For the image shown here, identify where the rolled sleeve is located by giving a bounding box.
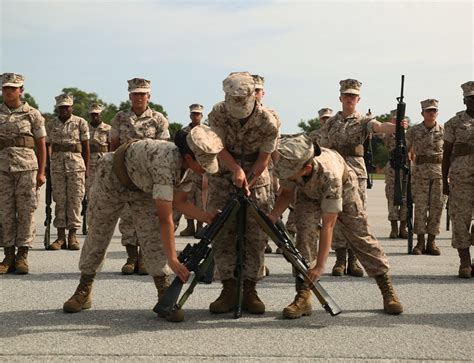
[366,118,382,134]
[259,112,279,153]
[153,184,174,201]
[79,119,90,141]
[443,120,455,143]
[321,198,343,214]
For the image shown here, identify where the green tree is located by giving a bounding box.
[61,87,108,122]
[298,117,321,133]
[169,122,183,140]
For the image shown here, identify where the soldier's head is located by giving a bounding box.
[89,103,103,126]
[461,81,474,112]
[318,108,333,125]
[55,94,74,121]
[223,72,256,119]
[252,74,265,103]
[174,125,223,176]
[1,73,24,107]
[420,99,438,122]
[389,109,397,124]
[189,103,204,127]
[128,78,151,112]
[275,134,320,183]
[339,79,361,112]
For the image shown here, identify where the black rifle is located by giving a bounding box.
[81,196,88,235]
[390,75,413,253]
[446,199,450,231]
[44,147,52,250]
[363,135,375,189]
[233,194,246,319]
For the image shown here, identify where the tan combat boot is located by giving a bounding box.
[398,220,408,239]
[49,228,66,250]
[375,273,403,315]
[122,245,138,275]
[347,249,364,277]
[242,279,265,314]
[457,248,472,278]
[154,275,184,322]
[63,273,95,313]
[332,248,346,276]
[412,234,425,255]
[68,229,80,250]
[389,221,398,239]
[15,247,29,274]
[180,219,195,237]
[136,248,148,275]
[0,246,16,274]
[264,243,272,254]
[282,280,312,319]
[425,234,441,255]
[209,278,237,314]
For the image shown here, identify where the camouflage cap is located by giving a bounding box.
[420,99,439,111]
[223,72,256,119]
[186,125,224,174]
[339,79,362,95]
[275,134,319,180]
[89,103,103,114]
[1,73,25,88]
[318,108,333,118]
[390,109,397,118]
[189,103,204,114]
[461,81,474,97]
[128,78,151,93]
[55,94,74,107]
[252,74,265,90]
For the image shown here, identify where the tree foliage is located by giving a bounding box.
[298,117,321,133]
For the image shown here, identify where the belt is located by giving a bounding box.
[52,143,82,153]
[335,144,364,157]
[452,143,474,159]
[416,154,443,165]
[90,143,108,153]
[112,140,141,191]
[0,136,35,150]
[229,151,259,163]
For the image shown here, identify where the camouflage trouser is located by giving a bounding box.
[0,170,38,247]
[85,159,100,197]
[51,170,85,230]
[332,177,367,250]
[449,180,474,249]
[174,178,203,222]
[384,165,407,221]
[208,174,271,282]
[412,176,445,235]
[119,206,138,247]
[79,154,170,277]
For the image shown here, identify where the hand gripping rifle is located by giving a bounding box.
[43,147,52,250]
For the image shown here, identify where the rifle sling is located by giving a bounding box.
[416,154,442,164]
[0,136,35,150]
[52,143,82,153]
[451,143,474,159]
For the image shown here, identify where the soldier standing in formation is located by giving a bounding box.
[442,81,474,278]
[63,125,223,322]
[207,72,279,314]
[46,94,89,251]
[109,78,170,275]
[269,134,404,318]
[380,110,408,239]
[406,99,445,255]
[0,73,46,274]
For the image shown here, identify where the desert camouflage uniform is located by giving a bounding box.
[208,102,279,281]
[86,122,111,196]
[181,124,203,213]
[444,111,474,248]
[46,115,89,230]
[0,102,45,247]
[79,140,191,277]
[109,108,170,246]
[406,122,445,235]
[280,148,390,276]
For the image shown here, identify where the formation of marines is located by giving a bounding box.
[0,71,472,323]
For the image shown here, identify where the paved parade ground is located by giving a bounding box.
[1,180,473,362]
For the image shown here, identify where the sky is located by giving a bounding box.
[1,0,473,133]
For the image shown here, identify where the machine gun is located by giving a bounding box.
[43,147,52,250]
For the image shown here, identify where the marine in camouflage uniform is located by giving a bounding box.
[406,99,445,255]
[46,94,89,251]
[0,73,47,274]
[380,110,408,239]
[269,135,403,318]
[109,78,170,275]
[63,125,223,322]
[207,72,279,315]
[442,81,474,278]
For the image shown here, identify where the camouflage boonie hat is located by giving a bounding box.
[390,109,397,118]
[189,103,204,114]
[89,103,103,114]
[252,74,265,90]
[339,79,362,95]
[223,72,256,119]
[187,125,224,174]
[1,73,25,87]
[318,108,333,118]
[420,99,438,111]
[461,81,474,97]
[55,94,74,107]
[128,78,151,93]
[275,134,319,180]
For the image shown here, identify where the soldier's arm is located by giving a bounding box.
[268,186,294,223]
[110,136,120,151]
[217,149,247,189]
[173,190,216,224]
[81,139,90,175]
[248,152,271,187]
[35,137,47,187]
[442,141,453,196]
